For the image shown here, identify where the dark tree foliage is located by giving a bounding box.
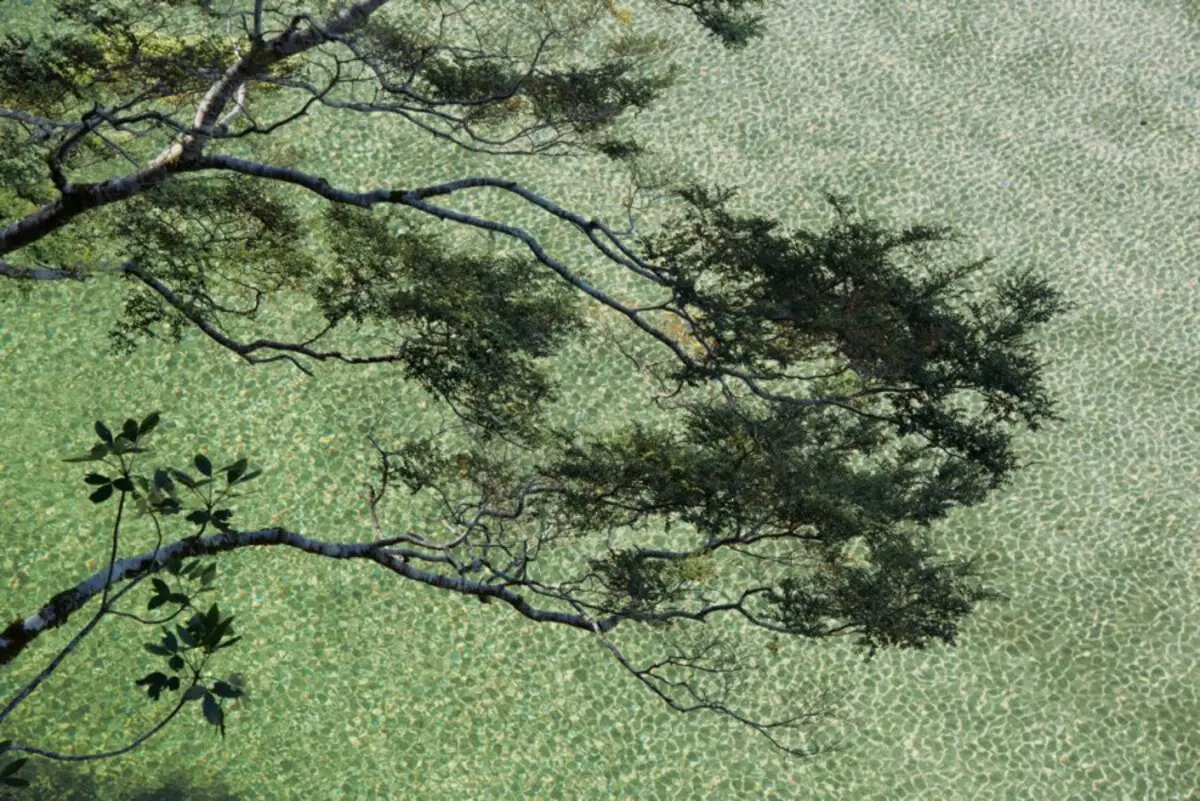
[0,0,1070,785]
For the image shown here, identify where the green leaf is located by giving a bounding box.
[153,468,174,491]
[225,457,248,485]
[205,618,234,650]
[169,468,197,488]
[135,671,169,700]
[155,497,182,515]
[139,412,161,437]
[83,473,111,486]
[95,421,113,444]
[202,692,222,727]
[0,758,26,778]
[122,418,139,443]
[235,469,262,485]
[182,684,207,701]
[89,484,114,504]
[194,454,212,477]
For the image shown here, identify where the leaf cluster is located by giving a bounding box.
[765,533,1005,657]
[519,58,681,134]
[60,412,259,742]
[64,413,261,535]
[545,396,985,542]
[536,394,1001,636]
[0,127,56,215]
[354,7,680,137]
[0,1,228,117]
[136,601,244,738]
[589,548,682,614]
[632,185,1072,484]
[648,0,769,50]
[588,547,714,616]
[313,205,585,441]
[108,177,317,354]
[0,31,113,112]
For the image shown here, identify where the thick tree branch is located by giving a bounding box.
[0,0,392,256]
[0,0,1068,777]
[0,261,87,281]
[0,526,622,668]
[0,571,149,729]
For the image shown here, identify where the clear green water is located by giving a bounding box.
[1,1,1197,798]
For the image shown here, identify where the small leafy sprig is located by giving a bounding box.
[64,412,262,535]
[0,411,263,789]
[60,412,260,741]
[136,601,244,738]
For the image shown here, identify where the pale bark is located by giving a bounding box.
[0,526,622,668]
[0,0,391,259]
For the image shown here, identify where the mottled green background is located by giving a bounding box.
[1,0,1196,798]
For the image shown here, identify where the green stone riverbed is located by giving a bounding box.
[0,0,1196,798]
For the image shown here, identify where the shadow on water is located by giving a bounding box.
[1,761,246,801]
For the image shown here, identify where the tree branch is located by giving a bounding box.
[0,526,622,668]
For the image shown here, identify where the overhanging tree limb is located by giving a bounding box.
[0,0,1070,778]
[0,526,624,670]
